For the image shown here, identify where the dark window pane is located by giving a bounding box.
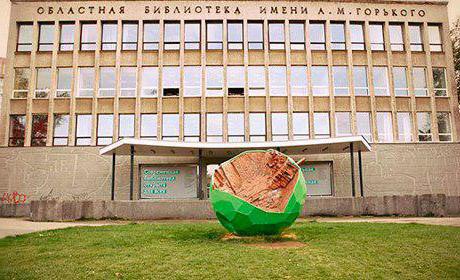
[31,114,48,146]
[9,115,26,146]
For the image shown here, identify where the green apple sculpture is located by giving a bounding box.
[210,150,307,236]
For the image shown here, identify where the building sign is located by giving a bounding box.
[140,165,197,199]
[300,162,333,196]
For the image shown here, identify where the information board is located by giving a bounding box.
[140,165,198,199]
[300,162,333,196]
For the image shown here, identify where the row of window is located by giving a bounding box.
[9,111,452,147]
[12,65,448,99]
[17,20,444,52]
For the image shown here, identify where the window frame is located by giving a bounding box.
[271,112,289,141]
[140,114,158,140]
[206,21,223,50]
[75,114,92,146]
[437,112,452,142]
[9,114,26,147]
[330,22,346,50]
[409,24,424,52]
[185,21,201,50]
[369,23,385,51]
[432,67,448,96]
[353,66,369,96]
[227,21,243,50]
[248,21,264,50]
[120,67,137,97]
[97,114,114,146]
[249,113,266,142]
[56,67,73,98]
[59,22,75,51]
[206,113,223,142]
[389,23,405,51]
[53,114,70,146]
[184,113,201,142]
[392,67,409,96]
[98,67,116,97]
[162,113,180,141]
[101,21,118,51]
[350,22,365,50]
[332,66,349,96]
[16,22,33,52]
[397,112,412,142]
[143,21,159,50]
[228,113,245,142]
[38,22,54,52]
[289,21,305,50]
[78,67,95,97]
[292,112,309,140]
[417,112,432,142]
[376,112,393,143]
[119,114,135,139]
[309,21,326,50]
[141,67,158,97]
[80,22,97,51]
[268,22,285,50]
[428,24,443,52]
[34,68,52,98]
[313,112,330,139]
[122,21,138,51]
[12,68,30,99]
[164,21,180,50]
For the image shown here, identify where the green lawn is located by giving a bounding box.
[0,221,459,279]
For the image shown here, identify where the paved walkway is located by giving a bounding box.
[0,218,117,239]
[0,217,459,239]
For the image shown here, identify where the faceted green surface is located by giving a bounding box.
[210,150,307,236]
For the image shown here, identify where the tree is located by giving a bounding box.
[451,19,460,103]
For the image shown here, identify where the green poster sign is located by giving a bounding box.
[140,165,198,199]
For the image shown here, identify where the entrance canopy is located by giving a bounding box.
[99,136,371,157]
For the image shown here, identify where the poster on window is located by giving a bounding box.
[140,165,198,199]
[300,162,333,196]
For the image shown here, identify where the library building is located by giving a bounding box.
[0,0,459,207]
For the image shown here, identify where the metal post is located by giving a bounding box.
[350,143,355,197]
[130,145,134,201]
[111,153,116,201]
[358,150,364,197]
[198,149,203,200]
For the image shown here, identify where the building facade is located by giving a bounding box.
[0,0,459,201]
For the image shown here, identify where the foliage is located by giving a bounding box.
[0,221,459,279]
[451,19,460,102]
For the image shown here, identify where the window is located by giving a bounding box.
[369,23,385,51]
[248,21,263,49]
[432,68,447,96]
[428,24,442,52]
[184,66,202,96]
[350,22,365,50]
[141,67,158,97]
[102,22,118,51]
[377,112,393,142]
[272,113,288,141]
[269,22,285,50]
[335,112,351,137]
[53,114,70,146]
[119,114,135,139]
[162,67,180,96]
[248,66,265,95]
[120,67,137,97]
[81,22,97,51]
[29,118,48,145]
[56,68,73,97]
[59,22,75,51]
[143,21,159,50]
[207,22,223,50]
[269,66,286,96]
[206,66,223,96]
[393,67,408,96]
[78,68,95,97]
[9,115,26,147]
[397,112,412,142]
[389,23,404,51]
[409,24,423,52]
[437,112,451,141]
[162,114,179,141]
[227,66,245,96]
[38,23,54,51]
[332,66,349,96]
[141,114,157,140]
[373,67,389,96]
[99,67,116,97]
[76,114,92,146]
[228,113,244,142]
[330,22,345,50]
[310,22,326,50]
[292,112,309,140]
[311,66,329,96]
[290,66,307,96]
[417,112,432,141]
[97,114,113,145]
[249,113,266,142]
[207,113,223,142]
[228,21,243,50]
[164,21,180,50]
[290,22,305,50]
[356,112,372,142]
[353,66,369,96]
[13,68,30,98]
[185,21,200,50]
[184,114,200,142]
[17,23,33,51]
[35,68,51,98]
[314,112,330,138]
[412,67,428,96]
[122,22,138,50]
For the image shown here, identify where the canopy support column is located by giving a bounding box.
[111,153,116,201]
[350,143,356,197]
[358,150,364,197]
[130,145,134,201]
[198,149,203,200]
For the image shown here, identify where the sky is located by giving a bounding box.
[0,0,459,57]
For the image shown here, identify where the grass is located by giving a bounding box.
[0,221,459,279]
